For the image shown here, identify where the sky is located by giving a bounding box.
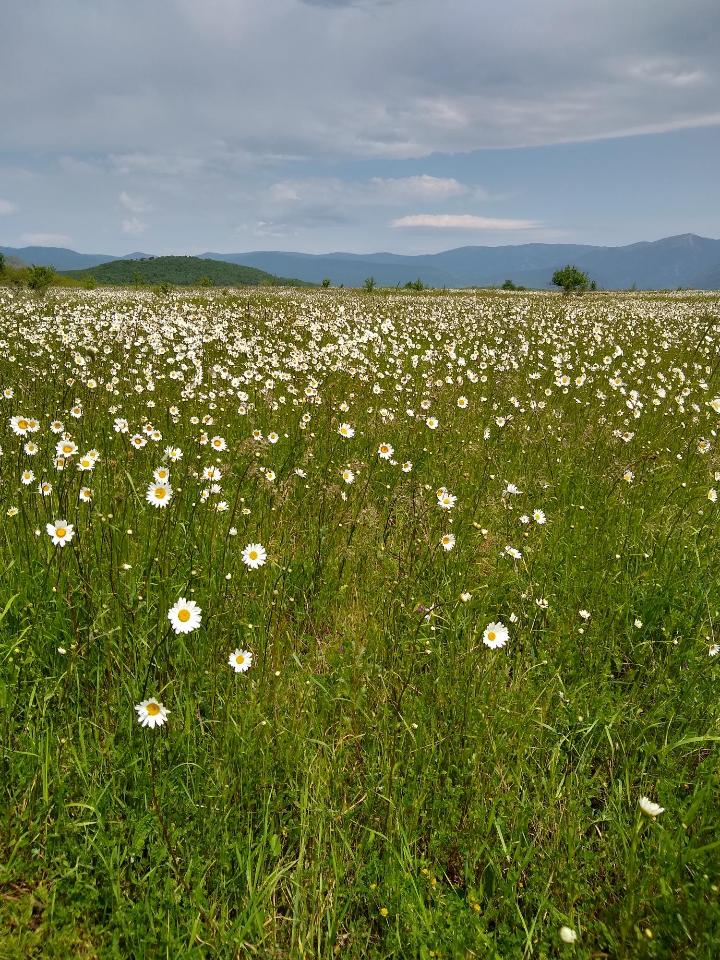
[1,0,719,255]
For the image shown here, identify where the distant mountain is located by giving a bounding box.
[0,245,149,271]
[201,235,720,289]
[61,255,311,288]
[4,234,720,289]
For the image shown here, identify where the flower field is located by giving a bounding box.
[1,286,719,958]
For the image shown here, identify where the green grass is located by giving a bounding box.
[60,255,313,288]
[1,286,719,958]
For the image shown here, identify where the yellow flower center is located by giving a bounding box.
[56,527,67,538]
[487,631,496,642]
[155,487,166,498]
[178,609,191,623]
[249,550,258,560]
[235,654,245,664]
[146,702,161,716]
[18,419,28,430]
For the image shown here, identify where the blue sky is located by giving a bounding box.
[1,0,719,254]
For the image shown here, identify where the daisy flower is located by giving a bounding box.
[341,468,355,484]
[242,543,267,569]
[228,649,253,673]
[46,520,75,546]
[638,796,664,818]
[483,621,509,649]
[377,442,394,460]
[146,482,173,508]
[153,466,171,483]
[168,597,202,634]
[440,533,456,551]
[532,509,546,524]
[211,436,227,451]
[135,697,169,729]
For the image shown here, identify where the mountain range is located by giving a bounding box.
[3,234,720,289]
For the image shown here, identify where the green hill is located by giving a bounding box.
[61,256,312,288]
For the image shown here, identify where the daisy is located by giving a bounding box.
[532,509,546,524]
[135,697,169,729]
[46,520,75,546]
[638,796,664,818]
[401,461,413,473]
[79,487,92,502]
[483,622,509,649]
[377,442,394,460]
[440,533,456,551]
[559,927,578,944]
[228,649,253,673]
[50,420,65,434]
[21,469,35,485]
[202,465,222,481]
[457,396,468,409]
[130,434,147,449]
[146,482,173,508]
[39,481,53,497]
[426,417,439,430]
[437,490,456,510]
[242,543,267,569]
[56,439,78,458]
[341,468,355,484]
[338,423,355,438]
[168,597,202,634]
[166,446,183,461]
[267,432,279,444]
[211,435,227,451]
[153,466,171,483]
[10,416,31,436]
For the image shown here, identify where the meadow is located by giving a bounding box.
[1,286,719,959]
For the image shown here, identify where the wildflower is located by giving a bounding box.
[460,592,472,602]
[153,466,171,483]
[10,416,31,437]
[457,396,468,408]
[426,417,438,430]
[559,926,578,944]
[532,509,546,524]
[504,482,521,495]
[709,489,717,503]
[39,481,53,497]
[638,796,664,818]
[483,622,509,649]
[146,482,173,508]
[56,439,78,458]
[709,644,719,657]
[168,597,202,634]
[437,490,456,510]
[579,609,591,620]
[623,470,634,483]
[46,520,75,546]
[211,435,227,451]
[228,649,253,673]
[267,432,279,444]
[21,469,35,485]
[79,487,92,502]
[341,468,355,484]
[401,461,413,472]
[505,545,522,559]
[440,533,456,551]
[378,442,394,460]
[135,698,169,729]
[242,543,267,569]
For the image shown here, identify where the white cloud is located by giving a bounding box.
[121,217,148,235]
[119,190,150,213]
[0,199,18,215]
[391,214,540,230]
[21,232,72,246]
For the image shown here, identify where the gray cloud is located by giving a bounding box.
[1,0,718,162]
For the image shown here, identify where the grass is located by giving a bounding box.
[1,286,719,958]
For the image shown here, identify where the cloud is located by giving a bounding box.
[391,214,539,230]
[1,0,718,163]
[121,217,148,235]
[21,232,72,246]
[119,190,151,213]
[0,199,18,215]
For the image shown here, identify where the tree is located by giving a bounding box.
[404,278,425,291]
[321,278,331,288]
[551,265,589,294]
[0,253,5,273]
[26,265,55,293]
[363,276,376,292]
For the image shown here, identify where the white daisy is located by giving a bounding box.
[483,621,509,649]
[242,543,267,569]
[228,649,253,673]
[46,520,75,546]
[168,597,202,634]
[135,697,169,729]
